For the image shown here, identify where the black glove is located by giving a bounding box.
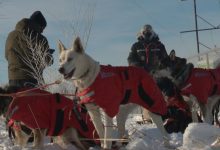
[48,49,55,54]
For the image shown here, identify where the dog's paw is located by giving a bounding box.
[32,147,44,150]
[88,145,102,150]
[111,142,124,150]
[136,119,152,125]
[162,136,176,149]
[162,140,176,149]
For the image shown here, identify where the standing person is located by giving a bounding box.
[127,24,168,123]
[5,11,54,88]
[128,24,168,73]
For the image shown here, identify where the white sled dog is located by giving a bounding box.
[58,37,170,149]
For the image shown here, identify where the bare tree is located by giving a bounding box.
[61,1,96,49]
[17,30,75,94]
[16,30,53,86]
[44,1,96,93]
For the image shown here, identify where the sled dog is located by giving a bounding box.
[58,37,170,149]
[155,64,220,125]
[0,86,96,150]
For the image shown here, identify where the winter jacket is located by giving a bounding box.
[7,89,97,139]
[77,65,167,118]
[128,38,168,72]
[181,68,220,104]
[5,18,53,83]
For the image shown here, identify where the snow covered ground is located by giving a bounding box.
[0,113,219,150]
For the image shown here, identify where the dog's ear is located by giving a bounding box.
[58,40,66,54]
[73,37,84,53]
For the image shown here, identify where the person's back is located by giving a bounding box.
[128,24,168,72]
[5,11,54,88]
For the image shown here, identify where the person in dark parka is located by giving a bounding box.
[5,11,54,88]
[127,24,168,73]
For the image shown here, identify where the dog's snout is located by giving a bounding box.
[59,67,64,74]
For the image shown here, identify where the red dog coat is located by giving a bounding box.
[181,68,220,104]
[7,89,97,140]
[77,65,167,117]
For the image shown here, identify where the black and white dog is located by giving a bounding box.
[155,63,220,125]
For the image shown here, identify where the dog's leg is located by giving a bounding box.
[13,122,30,148]
[14,128,29,148]
[102,111,113,149]
[142,108,152,123]
[184,95,199,122]
[33,129,46,149]
[201,104,211,124]
[116,110,126,139]
[115,104,136,148]
[57,128,86,150]
[85,103,105,148]
[148,111,171,147]
[68,129,86,150]
[203,96,220,124]
[117,104,136,138]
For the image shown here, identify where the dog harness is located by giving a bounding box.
[77,65,167,117]
[7,89,97,139]
[166,96,189,111]
[181,68,220,104]
[166,96,191,118]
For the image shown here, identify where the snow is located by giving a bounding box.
[181,123,220,150]
[0,113,219,150]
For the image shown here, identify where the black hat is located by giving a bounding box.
[30,11,47,27]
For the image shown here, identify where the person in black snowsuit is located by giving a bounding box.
[127,24,168,73]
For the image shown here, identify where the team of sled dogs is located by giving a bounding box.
[0,36,220,149]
